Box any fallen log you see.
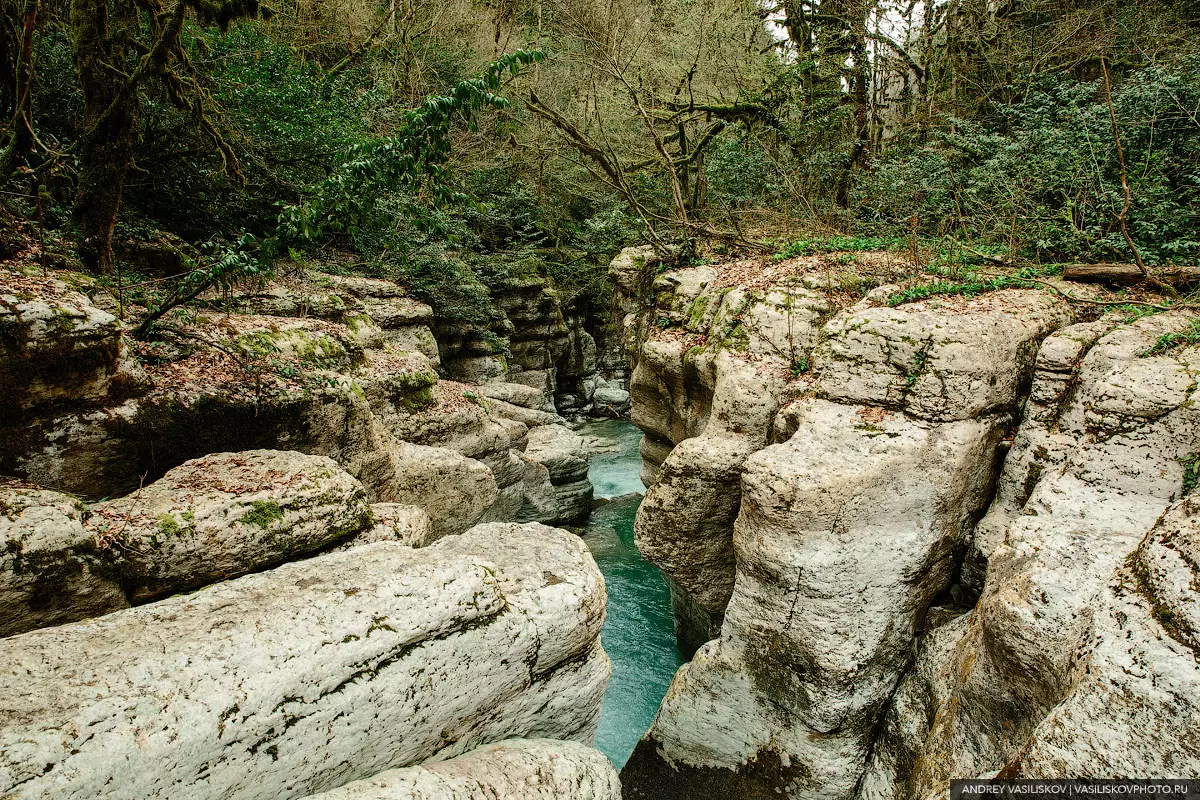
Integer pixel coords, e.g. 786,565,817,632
1062,263,1200,287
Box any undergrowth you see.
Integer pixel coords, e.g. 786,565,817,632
884,265,1062,306
1144,319,1200,356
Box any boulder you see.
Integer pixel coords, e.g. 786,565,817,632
299,739,621,800
592,386,631,413
88,450,372,603
338,503,434,549
0,272,141,416
380,442,499,539
525,425,589,485
634,435,757,651
0,480,127,637
0,523,609,800
479,382,554,411
486,398,565,428
608,246,658,296
522,425,592,524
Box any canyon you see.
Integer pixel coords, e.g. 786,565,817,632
2,246,1198,798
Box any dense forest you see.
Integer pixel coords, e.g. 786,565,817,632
2,0,1198,326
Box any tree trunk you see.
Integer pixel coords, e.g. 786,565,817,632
70,0,133,274
1063,263,1200,288
0,0,38,175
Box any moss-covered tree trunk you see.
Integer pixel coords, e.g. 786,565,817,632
0,0,40,176
70,0,135,274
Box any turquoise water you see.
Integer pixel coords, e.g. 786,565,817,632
577,419,683,769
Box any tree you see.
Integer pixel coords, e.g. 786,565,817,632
70,0,268,273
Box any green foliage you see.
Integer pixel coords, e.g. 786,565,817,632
773,235,901,260
277,49,546,244
135,234,268,338
1143,318,1200,356
860,55,1200,264
1181,454,1200,495
884,272,1045,306
239,500,285,528
376,248,495,325
706,134,782,209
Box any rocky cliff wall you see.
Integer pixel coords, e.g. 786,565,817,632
0,266,615,530
1,261,624,798
611,247,1200,798
0,522,610,799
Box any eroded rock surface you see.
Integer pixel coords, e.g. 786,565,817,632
620,267,1200,799
0,523,609,800
524,425,592,523
860,312,1200,798
88,450,372,602
300,739,622,800
339,502,434,548
623,260,831,647
622,282,1077,799
0,479,126,637
0,270,592,534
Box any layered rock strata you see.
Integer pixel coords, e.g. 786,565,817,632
2,450,380,635
0,268,599,530
300,739,622,800
614,245,1200,799
0,523,609,800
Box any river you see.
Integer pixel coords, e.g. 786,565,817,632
575,419,683,769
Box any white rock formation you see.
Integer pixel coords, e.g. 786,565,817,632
378,441,498,539
0,480,127,637
0,523,609,800
524,425,593,523
623,289,1077,799
625,264,832,648
88,450,372,602
339,503,434,548
859,311,1200,798
0,274,143,415
299,739,621,800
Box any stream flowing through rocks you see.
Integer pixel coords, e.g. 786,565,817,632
576,419,683,769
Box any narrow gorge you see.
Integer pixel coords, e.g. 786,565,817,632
4,239,1197,798
3,0,1199,791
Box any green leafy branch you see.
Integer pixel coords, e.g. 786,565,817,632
134,234,265,339
277,49,546,244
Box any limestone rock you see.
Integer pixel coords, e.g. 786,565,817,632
339,503,434,549
593,386,631,414
380,442,499,539
815,290,1070,421
486,398,565,428
626,399,1003,800
0,480,127,638
0,523,609,800
608,245,658,296
859,312,1200,798
524,426,593,523
0,273,141,416
299,739,622,800
525,425,589,485
479,382,554,411
89,450,372,603
634,435,756,650
1008,498,1200,778
234,285,348,321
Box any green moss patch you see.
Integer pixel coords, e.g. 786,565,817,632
240,500,286,528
